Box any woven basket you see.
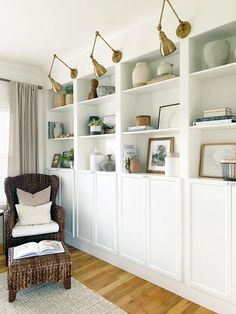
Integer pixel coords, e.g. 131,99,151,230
136,115,151,126
54,94,65,107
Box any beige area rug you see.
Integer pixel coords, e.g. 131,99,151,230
0,272,126,314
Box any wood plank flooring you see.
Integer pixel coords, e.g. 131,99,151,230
0,244,215,313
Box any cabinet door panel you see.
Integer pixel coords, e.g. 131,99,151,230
60,171,74,235
190,181,231,299
95,174,116,253
232,184,236,304
77,172,93,243
120,176,146,264
148,178,181,280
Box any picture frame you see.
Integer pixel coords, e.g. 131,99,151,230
51,154,61,168
157,103,180,129
103,114,116,134
146,137,174,174
60,151,71,168
200,143,236,178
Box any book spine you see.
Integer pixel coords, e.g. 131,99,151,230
196,115,236,122
203,108,232,118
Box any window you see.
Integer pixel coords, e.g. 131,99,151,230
0,100,9,203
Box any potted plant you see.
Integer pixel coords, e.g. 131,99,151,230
64,85,73,105
88,118,104,135
61,148,74,168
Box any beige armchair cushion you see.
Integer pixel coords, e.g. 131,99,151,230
15,202,52,226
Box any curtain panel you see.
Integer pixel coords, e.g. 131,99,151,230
8,82,38,176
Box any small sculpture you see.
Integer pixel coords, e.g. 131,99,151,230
88,79,98,99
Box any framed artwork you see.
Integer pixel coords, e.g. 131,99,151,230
60,151,71,168
200,143,236,178
146,137,174,174
103,114,116,134
158,103,180,129
51,154,61,168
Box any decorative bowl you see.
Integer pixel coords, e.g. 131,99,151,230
96,86,115,97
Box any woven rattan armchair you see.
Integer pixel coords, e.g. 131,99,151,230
4,174,65,262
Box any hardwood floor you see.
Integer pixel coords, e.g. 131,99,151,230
0,244,215,314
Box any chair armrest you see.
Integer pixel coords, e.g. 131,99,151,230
51,205,65,234
4,207,16,251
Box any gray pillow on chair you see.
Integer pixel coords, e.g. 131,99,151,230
16,186,51,206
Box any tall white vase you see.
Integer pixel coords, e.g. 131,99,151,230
53,122,62,138
132,62,152,88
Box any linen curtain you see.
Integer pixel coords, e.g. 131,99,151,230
8,82,38,176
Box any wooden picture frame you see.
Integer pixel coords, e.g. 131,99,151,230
146,137,174,174
51,154,61,168
199,143,236,178
157,103,180,129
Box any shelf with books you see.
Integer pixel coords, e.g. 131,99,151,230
190,123,236,130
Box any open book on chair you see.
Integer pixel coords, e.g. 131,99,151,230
13,240,65,259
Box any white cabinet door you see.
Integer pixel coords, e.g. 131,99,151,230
148,178,181,280
231,184,236,304
189,180,231,300
77,172,94,243
120,175,146,265
94,173,117,253
60,170,75,236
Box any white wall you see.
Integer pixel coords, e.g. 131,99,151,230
0,59,46,242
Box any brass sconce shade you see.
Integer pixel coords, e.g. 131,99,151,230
157,0,191,56
48,54,78,92
90,31,122,77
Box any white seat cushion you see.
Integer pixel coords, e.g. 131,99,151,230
12,220,59,238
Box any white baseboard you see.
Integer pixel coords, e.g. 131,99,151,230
65,234,236,314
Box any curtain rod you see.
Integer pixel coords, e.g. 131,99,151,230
0,77,43,90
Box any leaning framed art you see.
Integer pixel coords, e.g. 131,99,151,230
146,137,174,174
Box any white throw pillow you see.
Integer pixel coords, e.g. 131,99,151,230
15,202,52,226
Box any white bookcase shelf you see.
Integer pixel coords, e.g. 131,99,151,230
123,77,180,95
78,134,116,139
190,123,236,130
78,93,115,106
122,128,179,135
48,137,74,141
49,103,74,112
190,62,236,80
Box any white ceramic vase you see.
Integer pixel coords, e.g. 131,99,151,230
203,40,230,68
53,122,62,138
132,62,152,87
90,148,104,171
157,62,173,76
165,153,179,177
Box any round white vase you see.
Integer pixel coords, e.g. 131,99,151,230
203,40,230,68
53,122,62,138
132,62,152,88
157,62,173,76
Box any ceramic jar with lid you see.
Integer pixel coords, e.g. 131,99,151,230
165,153,179,177
90,148,104,171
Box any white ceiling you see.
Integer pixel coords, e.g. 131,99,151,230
0,0,164,70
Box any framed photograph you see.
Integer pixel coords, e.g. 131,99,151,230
200,143,236,178
146,137,174,174
60,151,71,168
51,154,61,168
103,114,116,134
158,103,180,129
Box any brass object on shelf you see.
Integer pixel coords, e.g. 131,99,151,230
48,54,78,93
157,0,191,56
90,31,122,77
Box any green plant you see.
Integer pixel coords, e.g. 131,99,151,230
64,85,73,94
63,148,74,162
88,119,104,127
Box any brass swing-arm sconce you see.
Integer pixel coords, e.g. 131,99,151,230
90,31,122,77
48,54,78,93
157,0,191,56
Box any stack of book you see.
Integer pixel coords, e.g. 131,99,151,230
193,107,236,126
